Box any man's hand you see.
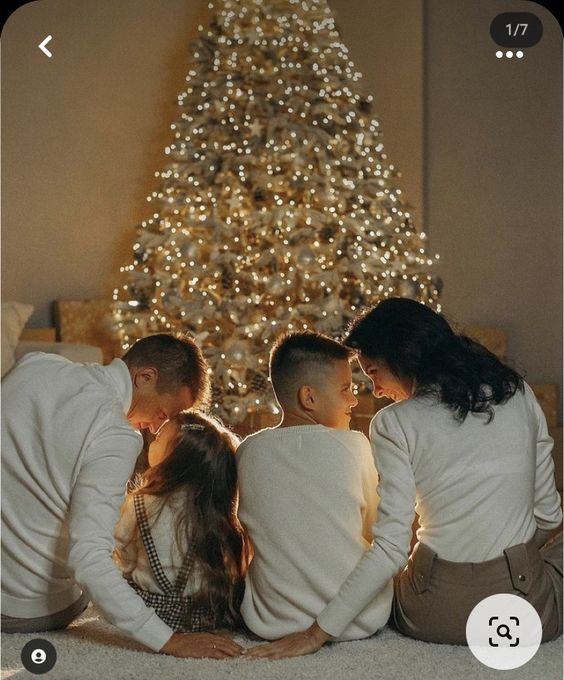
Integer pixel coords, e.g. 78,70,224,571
243,622,331,660
161,632,243,659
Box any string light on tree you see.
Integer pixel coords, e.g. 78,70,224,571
113,0,442,423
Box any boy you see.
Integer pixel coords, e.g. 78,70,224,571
237,331,392,642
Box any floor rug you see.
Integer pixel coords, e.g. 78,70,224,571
1,604,562,679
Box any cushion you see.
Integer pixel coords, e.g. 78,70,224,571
14,340,103,364
1,302,34,378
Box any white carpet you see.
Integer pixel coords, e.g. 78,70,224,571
1,604,562,680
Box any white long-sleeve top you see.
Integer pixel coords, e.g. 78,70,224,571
237,425,393,641
317,382,563,638
114,491,205,597
1,353,173,651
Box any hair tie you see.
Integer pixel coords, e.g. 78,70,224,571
181,423,206,432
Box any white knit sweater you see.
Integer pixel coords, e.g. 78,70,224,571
237,424,393,641
317,382,562,638
1,353,173,651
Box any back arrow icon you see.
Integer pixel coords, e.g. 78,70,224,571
39,35,53,58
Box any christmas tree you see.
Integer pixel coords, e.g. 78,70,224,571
113,0,441,423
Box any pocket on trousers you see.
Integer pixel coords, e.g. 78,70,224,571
393,568,436,638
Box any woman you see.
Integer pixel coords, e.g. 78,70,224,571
246,297,562,657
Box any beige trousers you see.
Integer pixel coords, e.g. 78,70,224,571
392,532,562,645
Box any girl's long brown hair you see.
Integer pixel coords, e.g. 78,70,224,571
131,411,250,629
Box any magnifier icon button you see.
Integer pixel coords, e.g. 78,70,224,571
497,624,512,640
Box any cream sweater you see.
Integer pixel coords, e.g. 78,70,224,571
1,353,173,651
317,382,563,638
237,425,393,641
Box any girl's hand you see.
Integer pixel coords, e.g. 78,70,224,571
243,622,330,660
161,632,243,659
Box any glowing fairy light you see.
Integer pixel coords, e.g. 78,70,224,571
112,0,441,424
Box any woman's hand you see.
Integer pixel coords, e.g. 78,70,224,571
160,632,244,659
243,622,331,660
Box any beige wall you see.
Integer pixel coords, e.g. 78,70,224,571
329,0,424,227
423,0,562,407
2,0,561,415
2,0,209,319
331,0,562,418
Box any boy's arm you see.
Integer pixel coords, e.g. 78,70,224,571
359,435,379,543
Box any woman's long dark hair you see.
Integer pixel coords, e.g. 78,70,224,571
344,297,524,422
131,411,250,629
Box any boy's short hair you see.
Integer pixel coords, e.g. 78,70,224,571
269,331,354,406
122,333,210,407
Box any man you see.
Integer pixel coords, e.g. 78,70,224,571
1,334,241,659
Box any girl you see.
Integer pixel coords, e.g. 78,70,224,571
114,410,249,643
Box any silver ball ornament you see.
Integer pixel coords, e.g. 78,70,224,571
227,342,247,365
297,246,316,269
399,279,419,297
180,241,200,259
268,273,286,296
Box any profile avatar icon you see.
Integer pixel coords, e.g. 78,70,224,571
20,639,57,674
31,649,47,664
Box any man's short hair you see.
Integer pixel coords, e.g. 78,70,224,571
269,331,354,405
122,334,210,407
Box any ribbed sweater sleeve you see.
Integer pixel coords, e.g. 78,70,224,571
316,409,414,637
68,426,173,652
528,386,563,529
113,495,138,577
